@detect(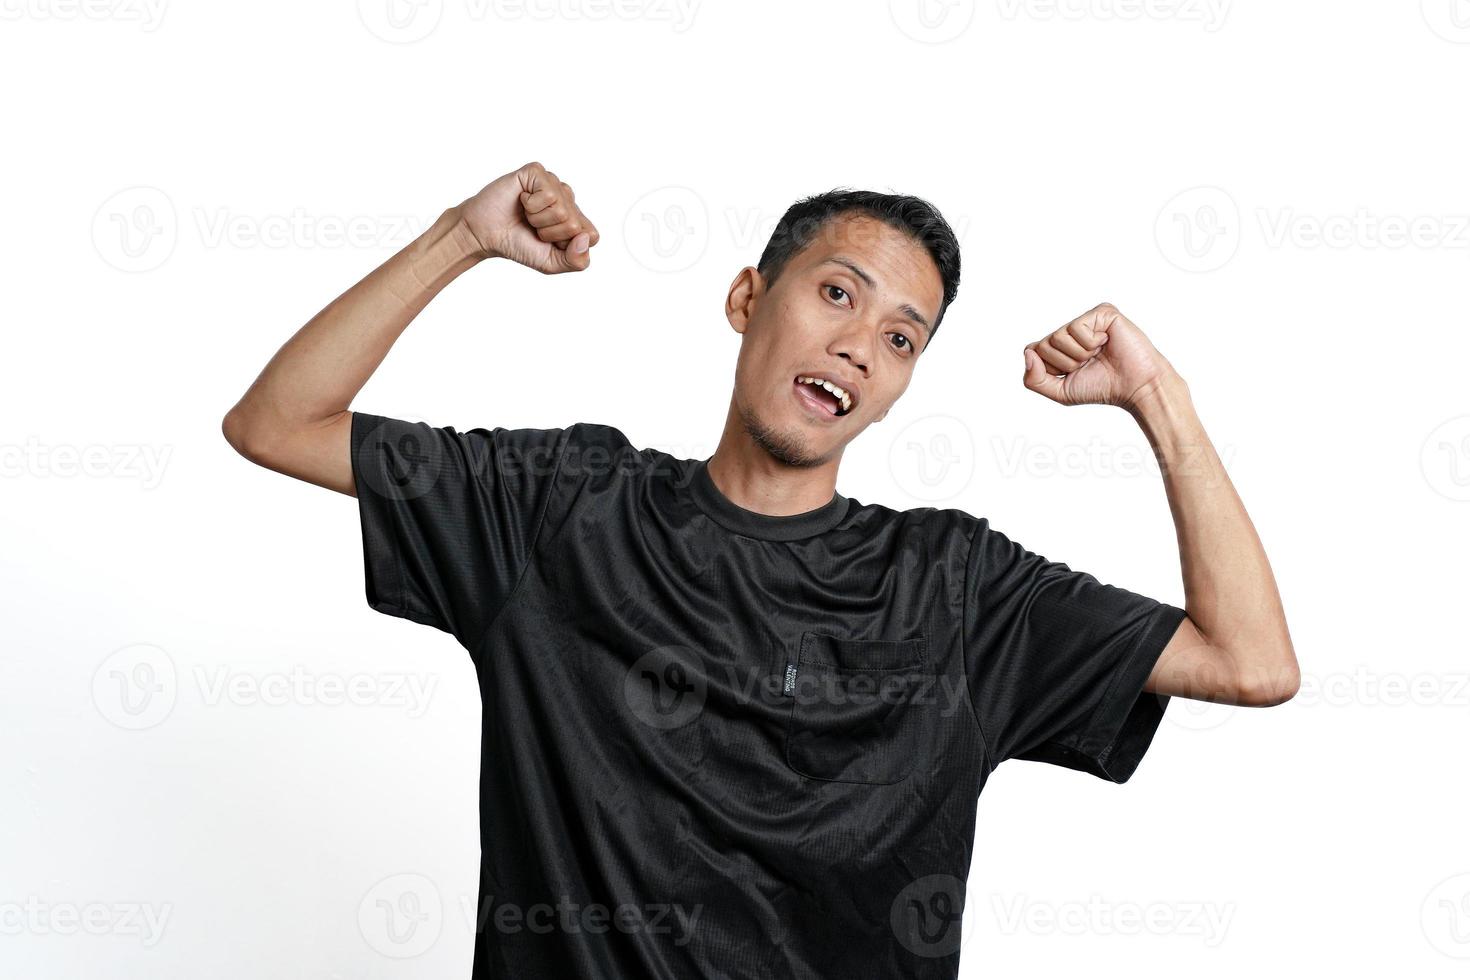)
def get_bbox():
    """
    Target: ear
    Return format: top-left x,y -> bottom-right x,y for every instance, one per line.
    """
725,266 -> 762,335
